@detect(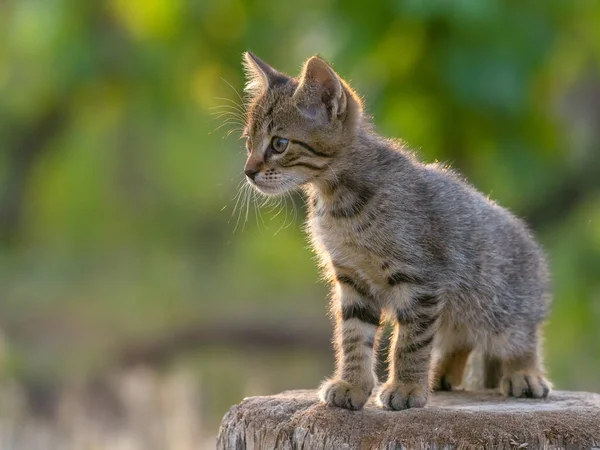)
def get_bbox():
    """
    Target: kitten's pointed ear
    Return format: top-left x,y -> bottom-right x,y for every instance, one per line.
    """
242,51 -> 285,97
293,56 -> 347,123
